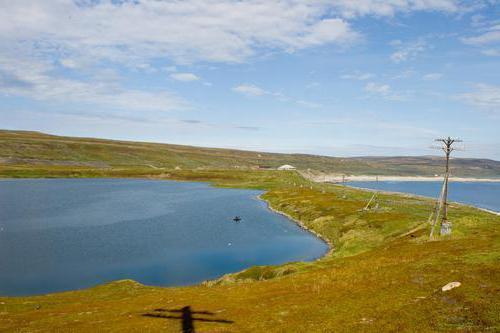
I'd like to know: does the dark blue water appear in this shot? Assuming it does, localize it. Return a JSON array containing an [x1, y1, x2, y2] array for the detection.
[[346, 181, 500, 212], [0, 179, 328, 296]]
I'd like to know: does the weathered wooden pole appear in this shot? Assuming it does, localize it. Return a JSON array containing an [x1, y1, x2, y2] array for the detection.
[[429, 178, 446, 239], [440, 145, 451, 235], [434, 137, 461, 236]]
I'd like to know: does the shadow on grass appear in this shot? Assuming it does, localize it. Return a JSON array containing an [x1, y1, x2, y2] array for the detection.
[[143, 305, 234, 333]]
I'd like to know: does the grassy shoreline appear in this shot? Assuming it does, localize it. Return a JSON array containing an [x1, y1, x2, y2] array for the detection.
[[1, 168, 499, 332], [259, 193, 334, 256]]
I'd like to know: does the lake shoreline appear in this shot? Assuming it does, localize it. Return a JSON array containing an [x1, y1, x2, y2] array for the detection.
[[343, 183, 500, 216], [304, 174, 500, 183], [258, 194, 334, 258], [0, 178, 328, 296]]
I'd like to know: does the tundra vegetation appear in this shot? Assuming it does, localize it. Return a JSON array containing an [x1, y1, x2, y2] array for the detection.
[[0, 131, 499, 332], [2, 130, 500, 178]]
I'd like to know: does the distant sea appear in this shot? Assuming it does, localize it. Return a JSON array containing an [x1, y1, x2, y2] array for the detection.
[[346, 181, 500, 213]]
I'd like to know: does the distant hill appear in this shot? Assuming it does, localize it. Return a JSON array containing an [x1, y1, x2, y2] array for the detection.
[[1, 130, 499, 178]]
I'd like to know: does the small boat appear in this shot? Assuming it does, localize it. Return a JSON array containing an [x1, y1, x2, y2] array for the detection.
[[232, 216, 241, 222]]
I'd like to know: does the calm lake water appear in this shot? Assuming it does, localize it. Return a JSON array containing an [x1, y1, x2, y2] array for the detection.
[[346, 181, 500, 212], [0, 179, 328, 296]]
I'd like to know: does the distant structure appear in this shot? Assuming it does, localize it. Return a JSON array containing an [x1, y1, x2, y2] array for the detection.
[[256, 165, 273, 170], [277, 164, 296, 170], [429, 137, 462, 239]]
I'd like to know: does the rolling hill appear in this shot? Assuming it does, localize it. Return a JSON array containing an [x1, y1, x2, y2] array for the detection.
[[1, 129, 499, 178]]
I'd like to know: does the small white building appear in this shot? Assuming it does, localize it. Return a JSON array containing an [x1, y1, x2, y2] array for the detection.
[[277, 164, 296, 170]]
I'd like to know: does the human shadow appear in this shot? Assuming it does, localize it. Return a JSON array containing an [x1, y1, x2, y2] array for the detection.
[[143, 305, 233, 333]]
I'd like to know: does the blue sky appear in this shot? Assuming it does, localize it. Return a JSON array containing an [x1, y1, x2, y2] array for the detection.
[[1, 1, 499, 159]]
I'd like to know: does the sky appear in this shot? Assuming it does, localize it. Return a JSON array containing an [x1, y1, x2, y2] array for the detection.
[[0, 1, 499, 160]]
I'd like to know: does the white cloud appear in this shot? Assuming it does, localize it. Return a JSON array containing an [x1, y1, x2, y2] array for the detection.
[[423, 73, 443, 80], [468, 14, 500, 29], [365, 82, 391, 95], [232, 84, 268, 97], [232, 83, 322, 108], [341, 72, 374, 80], [462, 30, 500, 45], [390, 39, 403, 46], [392, 70, 416, 80], [0, 0, 475, 115], [0, 1, 359, 66], [135, 63, 157, 73], [458, 84, 500, 110], [164, 66, 177, 72], [60, 59, 79, 69], [0, 55, 186, 112], [0, 1, 367, 112], [328, 0, 461, 18], [481, 49, 500, 56], [297, 100, 322, 108], [390, 39, 427, 63], [0, 1, 466, 67], [462, 19, 500, 55], [170, 73, 200, 82], [306, 82, 321, 88], [364, 82, 409, 101]]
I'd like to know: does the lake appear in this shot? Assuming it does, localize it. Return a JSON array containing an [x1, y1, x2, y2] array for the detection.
[[0, 179, 328, 296], [346, 181, 500, 212]]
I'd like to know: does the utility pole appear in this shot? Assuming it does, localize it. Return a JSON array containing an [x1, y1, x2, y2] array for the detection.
[[429, 137, 462, 238]]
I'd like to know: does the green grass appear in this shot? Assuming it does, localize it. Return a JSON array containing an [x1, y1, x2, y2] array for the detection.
[[0, 168, 499, 332], [2, 129, 500, 177]]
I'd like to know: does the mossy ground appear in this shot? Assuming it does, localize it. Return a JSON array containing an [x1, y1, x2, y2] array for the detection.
[[0, 168, 499, 332]]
